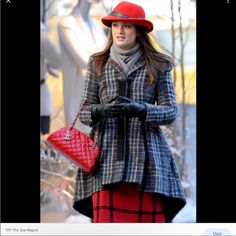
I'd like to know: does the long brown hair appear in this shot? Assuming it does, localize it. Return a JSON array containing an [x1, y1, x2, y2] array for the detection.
[[92, 26, 173, 84]]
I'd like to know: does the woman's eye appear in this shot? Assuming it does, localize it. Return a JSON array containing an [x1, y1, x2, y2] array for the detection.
[[124, 24, 131, 28]]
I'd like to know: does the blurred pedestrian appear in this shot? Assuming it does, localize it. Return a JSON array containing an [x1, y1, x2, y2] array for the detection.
[[73, 1, 186, 223], [57, 0, 107, 133]]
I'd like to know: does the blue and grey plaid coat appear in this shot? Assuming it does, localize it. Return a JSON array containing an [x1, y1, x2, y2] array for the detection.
[[73, 55, 186, 222]]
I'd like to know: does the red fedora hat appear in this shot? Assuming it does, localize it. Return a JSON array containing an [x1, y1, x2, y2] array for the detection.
[[101, 1, 153, 32]]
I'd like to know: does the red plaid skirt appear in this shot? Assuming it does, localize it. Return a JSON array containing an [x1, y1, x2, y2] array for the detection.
[[92, 183, 165, 223]]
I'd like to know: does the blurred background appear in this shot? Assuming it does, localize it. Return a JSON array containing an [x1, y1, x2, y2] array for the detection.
[[40, 0, 196, 223]]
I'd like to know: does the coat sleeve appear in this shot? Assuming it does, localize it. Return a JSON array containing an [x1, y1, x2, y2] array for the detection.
[[144, 63, 178, 126], [78, 57, 100, 127]]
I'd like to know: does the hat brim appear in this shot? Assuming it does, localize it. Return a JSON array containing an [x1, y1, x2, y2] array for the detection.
[[101, 16, 153, 32]]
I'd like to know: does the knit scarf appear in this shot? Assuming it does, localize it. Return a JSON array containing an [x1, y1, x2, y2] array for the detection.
[[110, 42, 143, 75]]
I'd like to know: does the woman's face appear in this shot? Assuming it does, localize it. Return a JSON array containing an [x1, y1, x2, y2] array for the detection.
[[111, 21, 137, 50]]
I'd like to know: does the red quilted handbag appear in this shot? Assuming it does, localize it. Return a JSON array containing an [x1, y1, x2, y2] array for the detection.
[[46, 108, 100, 174]]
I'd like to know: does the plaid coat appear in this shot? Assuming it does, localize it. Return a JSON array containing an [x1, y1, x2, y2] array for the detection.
[[73, 55, 186, 222]]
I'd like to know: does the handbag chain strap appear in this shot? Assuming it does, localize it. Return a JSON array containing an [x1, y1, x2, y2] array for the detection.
[[68, 108, 84, 131], [68, 96, 120, 131], [64, 108, 84, 140]]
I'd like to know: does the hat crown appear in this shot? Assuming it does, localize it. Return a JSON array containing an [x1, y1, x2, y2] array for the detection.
[[101, 1, 153, 32], [112, 1, 146, 19]]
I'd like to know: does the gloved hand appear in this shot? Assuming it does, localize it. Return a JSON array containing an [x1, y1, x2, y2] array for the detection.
[[91, 104, 118, 122], [91, 97, 147, 122], [108, 97, 147, 121]]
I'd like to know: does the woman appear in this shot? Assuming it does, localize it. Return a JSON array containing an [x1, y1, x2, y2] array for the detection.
[[73, 1, 186, 223]]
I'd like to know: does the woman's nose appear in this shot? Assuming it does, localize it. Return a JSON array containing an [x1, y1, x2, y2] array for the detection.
[[118, 25, 124, 33]]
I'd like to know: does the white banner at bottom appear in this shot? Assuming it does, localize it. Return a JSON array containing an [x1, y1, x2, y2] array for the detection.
[[1, 223, 235, 236]]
